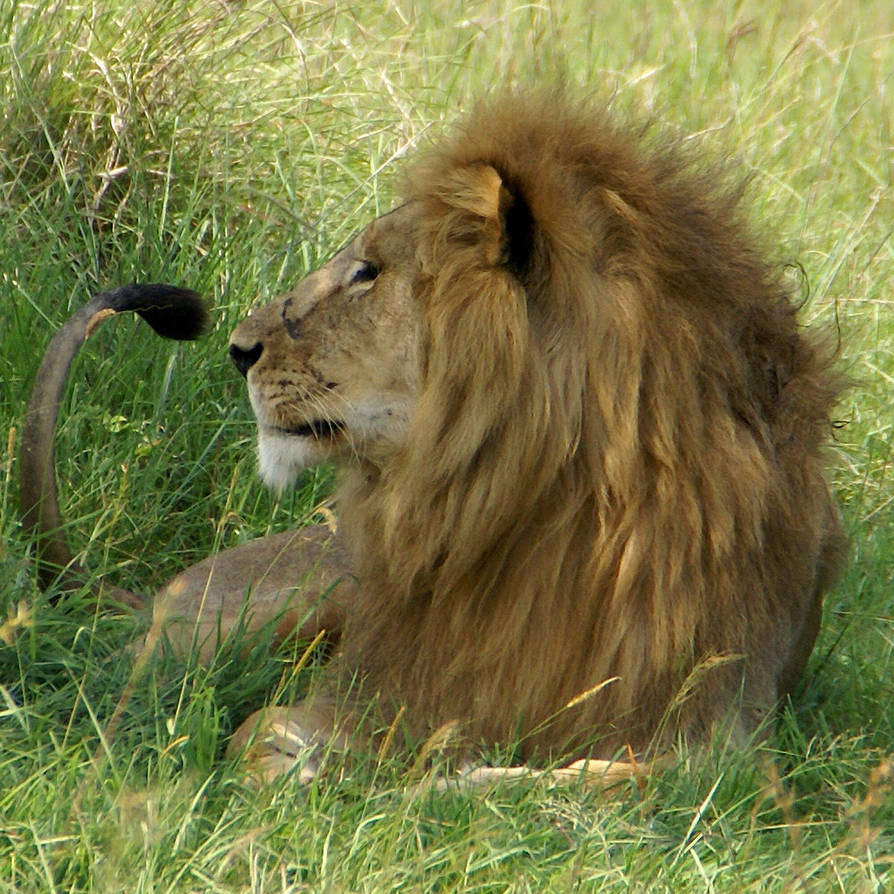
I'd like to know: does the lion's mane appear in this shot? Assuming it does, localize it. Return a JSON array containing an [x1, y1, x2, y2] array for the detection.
[[338, 94, 844, 759]]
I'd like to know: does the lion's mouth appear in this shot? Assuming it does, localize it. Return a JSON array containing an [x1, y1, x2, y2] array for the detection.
[[274, 420, 344, 440]]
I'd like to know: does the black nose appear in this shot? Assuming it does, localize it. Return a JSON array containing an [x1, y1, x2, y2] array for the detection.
[[229, 341, 263, 377]]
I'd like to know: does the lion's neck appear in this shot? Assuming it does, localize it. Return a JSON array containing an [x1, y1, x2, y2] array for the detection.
[[334, 463, 644, 752]]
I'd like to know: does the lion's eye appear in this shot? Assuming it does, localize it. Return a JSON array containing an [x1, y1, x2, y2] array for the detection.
[[349, 261, 380, 286]]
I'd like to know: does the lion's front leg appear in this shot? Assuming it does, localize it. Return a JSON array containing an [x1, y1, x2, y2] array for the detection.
[[423, 754, 656, 794], [228, 699, 353, 785], [152, 524, 356, 662]]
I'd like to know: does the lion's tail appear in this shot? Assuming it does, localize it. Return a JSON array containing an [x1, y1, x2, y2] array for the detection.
[[20, 284, 207, 605]]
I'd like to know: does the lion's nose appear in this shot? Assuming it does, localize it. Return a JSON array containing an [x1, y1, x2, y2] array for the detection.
[[229, 341, 263, 377]]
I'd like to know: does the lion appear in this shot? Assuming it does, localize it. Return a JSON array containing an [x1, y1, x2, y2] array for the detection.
[[23, 93, 845, 789]]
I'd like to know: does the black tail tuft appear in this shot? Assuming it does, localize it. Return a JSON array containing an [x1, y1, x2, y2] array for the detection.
[[100, 283, 209, 340]]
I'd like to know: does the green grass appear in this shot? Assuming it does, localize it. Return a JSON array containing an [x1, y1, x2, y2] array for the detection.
[[1, 0, 892, 890]]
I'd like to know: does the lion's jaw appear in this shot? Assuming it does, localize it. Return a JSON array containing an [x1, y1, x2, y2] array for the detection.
[[229, 205, 422, 491]]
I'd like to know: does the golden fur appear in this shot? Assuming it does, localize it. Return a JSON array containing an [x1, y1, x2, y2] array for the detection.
[[227, 92, 845, 775]]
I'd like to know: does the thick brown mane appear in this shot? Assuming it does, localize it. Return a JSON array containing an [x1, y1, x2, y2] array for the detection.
[[337, 94, 844, 759]]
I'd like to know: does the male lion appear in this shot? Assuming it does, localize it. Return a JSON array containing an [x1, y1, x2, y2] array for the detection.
[[23, 93, 845, 788]]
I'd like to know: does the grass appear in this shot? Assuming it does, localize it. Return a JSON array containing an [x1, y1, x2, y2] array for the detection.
[[0, 0, 892, 890]]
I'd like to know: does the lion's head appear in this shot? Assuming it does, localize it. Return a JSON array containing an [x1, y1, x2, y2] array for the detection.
[[229, 205, 423, 488], [230, 94, 844, 760]]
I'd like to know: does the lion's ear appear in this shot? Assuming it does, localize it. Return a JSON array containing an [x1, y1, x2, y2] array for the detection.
[[416, 161, 535, 274], [497, 178, 534, 276], [444, 163, 534, 272]]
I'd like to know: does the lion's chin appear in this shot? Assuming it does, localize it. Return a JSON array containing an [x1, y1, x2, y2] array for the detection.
[[257, 428, 328, 493]]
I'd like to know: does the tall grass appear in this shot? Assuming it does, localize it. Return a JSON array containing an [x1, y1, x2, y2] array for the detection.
[[1, 0, 892, 890]]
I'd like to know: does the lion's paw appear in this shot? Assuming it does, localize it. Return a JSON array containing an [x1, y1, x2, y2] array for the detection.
[[228, 706, 332, 786]]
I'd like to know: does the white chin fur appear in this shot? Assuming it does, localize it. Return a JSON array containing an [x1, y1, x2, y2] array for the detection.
[[257, 431, 321, 493]]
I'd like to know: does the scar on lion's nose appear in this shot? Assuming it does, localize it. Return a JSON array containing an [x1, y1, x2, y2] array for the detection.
[[282, 297, 303, 340], [229, 341, 263, 377]]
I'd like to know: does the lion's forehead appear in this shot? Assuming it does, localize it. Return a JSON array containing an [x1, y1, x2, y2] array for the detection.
[[360, 203, 420, 260], [245, 209, 422, 391]]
